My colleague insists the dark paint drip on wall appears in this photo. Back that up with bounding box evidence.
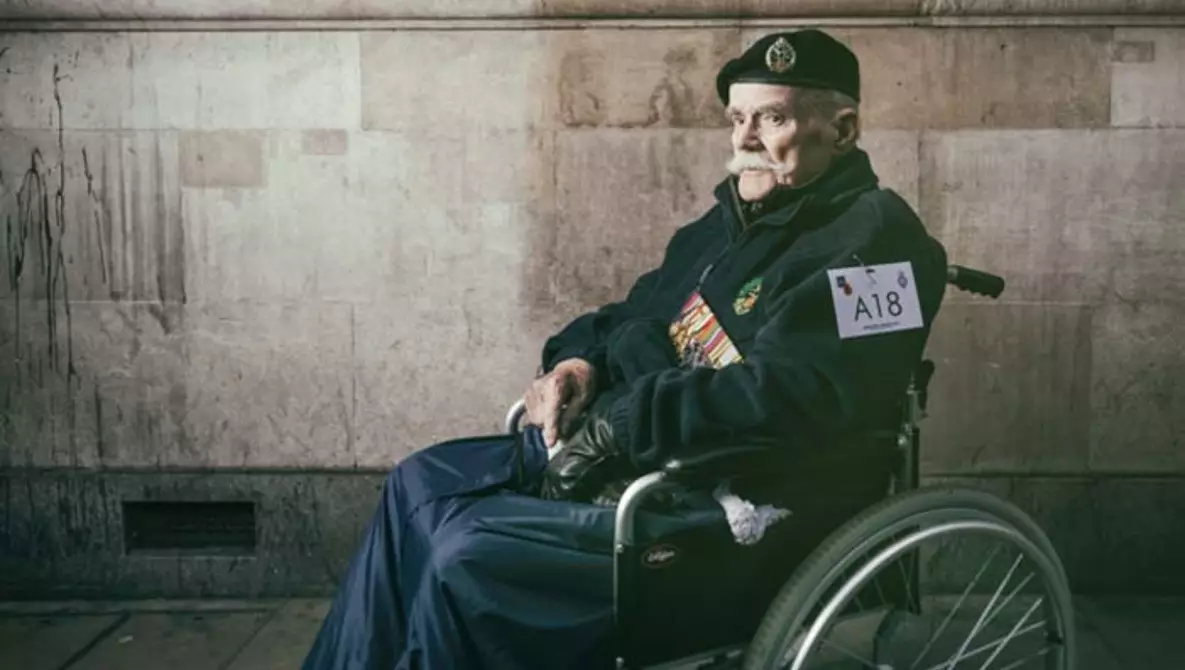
[52,64,81,467]
[3,62,83,466]
[9,150,44,381]
[81,147,109,286]
[146,135,185,333]
[3,53,189,468]
[4,151,49,465]
[51,65,78,384]
[6,67,80,377]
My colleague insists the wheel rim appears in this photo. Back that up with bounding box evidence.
[773,509,1073,670]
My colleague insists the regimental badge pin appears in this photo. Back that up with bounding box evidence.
[765,36,797,74]
[734,277,763,315]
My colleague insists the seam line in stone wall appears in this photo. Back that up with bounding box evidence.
[2,15,1185,32]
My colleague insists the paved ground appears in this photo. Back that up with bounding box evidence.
[0,595,1181,669]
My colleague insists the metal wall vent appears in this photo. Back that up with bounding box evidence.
[123,501,257,555]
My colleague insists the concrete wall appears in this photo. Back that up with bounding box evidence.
[2,3,1184,597]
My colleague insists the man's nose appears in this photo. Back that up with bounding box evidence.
[738,116,758,139]
[734,117,761,148]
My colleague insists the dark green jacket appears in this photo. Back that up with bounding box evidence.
[542,149,948,472]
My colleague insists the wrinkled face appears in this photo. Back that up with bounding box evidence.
[725,82,844,201]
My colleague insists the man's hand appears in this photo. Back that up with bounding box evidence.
[539,391,627,503]
[525,358,596,447]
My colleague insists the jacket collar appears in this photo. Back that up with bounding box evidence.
[714,148,880,238]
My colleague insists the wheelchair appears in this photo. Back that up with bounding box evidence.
[504,266,1075,670]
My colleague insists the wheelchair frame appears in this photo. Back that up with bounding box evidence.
[505,265,1040,670]
[610,370,929,670]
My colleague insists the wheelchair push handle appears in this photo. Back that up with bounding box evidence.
[947,265,1005,299]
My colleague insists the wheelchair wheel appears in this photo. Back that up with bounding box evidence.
[743,487,1075,670]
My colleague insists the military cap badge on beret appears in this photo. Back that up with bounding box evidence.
[764,37,796,74]
[716,29,861,104]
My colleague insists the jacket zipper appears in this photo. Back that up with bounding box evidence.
[727,177,750,234]
[707,176,812,292]
[697,261,715,289]
[698,179,752,290]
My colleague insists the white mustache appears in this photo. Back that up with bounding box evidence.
[726,151,791,176]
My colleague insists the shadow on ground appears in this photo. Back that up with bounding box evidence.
[0,596,1181,669]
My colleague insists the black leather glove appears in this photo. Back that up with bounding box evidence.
[539,391,630,503]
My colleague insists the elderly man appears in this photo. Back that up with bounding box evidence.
[303,29,947,670]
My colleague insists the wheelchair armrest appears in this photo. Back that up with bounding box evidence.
[662,445,782,481]
[614,446,784,556]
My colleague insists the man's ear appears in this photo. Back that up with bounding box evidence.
[833,108,860,151]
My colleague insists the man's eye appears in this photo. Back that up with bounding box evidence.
[764,113,785,125]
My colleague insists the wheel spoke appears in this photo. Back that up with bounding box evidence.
[992,646,1051,670]
[919,618,1046,670]
[898,551,916,611]
[981,571,1036,631]
[873,577,888,608]
[945,553,1027,668]
[975,598,1044,670]
[909,543,1003,670]
[849,560,867,613]
[921,534,956,579]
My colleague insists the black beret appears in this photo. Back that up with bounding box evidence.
[716,29,861,105]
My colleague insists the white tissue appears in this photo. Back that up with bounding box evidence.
[547,439,564,460]
[712,482,792,546]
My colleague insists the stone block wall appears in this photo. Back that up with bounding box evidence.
[2,2,1183,597]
